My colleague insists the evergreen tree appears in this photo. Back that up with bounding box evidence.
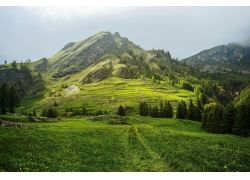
[187,99,195,120]
[167,101,173,118]
[8,86,20,113]
[204,103,224,133]
[222,103,236,134]
[159,101,163,118]
[139,102,149,116]
[176,100,187,119]
[47,108,58,118]
[41,109,47,117]
[54,101,58,107]
[0,81,9,114]
[11,60,17,68]
[194,99,203,122]
[176,102,183,119]
[162,101,168,118]
[150,106,159,117]
[117,105,126,116]
[233,102,250,137]
[4,60,7,64]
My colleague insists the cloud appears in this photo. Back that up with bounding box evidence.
[25,6,133,21]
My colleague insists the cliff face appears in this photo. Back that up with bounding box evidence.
[181,39,250,71]
[0,68,33,97]
[48,31,130,78]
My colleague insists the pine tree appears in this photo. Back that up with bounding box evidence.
[162,102,168,118]
[223,103,236,134]
[187,99,195,120]
[0,81,9,115]
[176,100,187,119]
[194,99,203,122]
[159,101,163,118]
[150,106,159,117]
[41,109,47,117]
[167,101,173,118]
[11,60,17,68]
[233,102,250,137]
[117,105,126,116]
[54,101,58,106]
[8,86,20,113]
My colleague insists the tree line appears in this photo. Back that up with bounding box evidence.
[139,101,173,118]
[0,81,20,114]
[202,102,250,137]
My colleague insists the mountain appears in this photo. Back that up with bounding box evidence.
[1,31,249,115]
[32,31,141,78]
[31,31,176,83]
[181,38,250,73]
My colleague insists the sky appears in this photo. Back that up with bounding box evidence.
[1,3,250,64]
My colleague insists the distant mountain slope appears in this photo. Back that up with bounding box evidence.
[31,31,179,84]
[32,31,142,78]
[181,38,250,73]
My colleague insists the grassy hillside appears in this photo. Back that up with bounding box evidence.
[1,116,250,172]
[18,76,195,116]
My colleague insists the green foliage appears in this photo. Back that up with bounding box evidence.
[117,105,126,116]
[8,86,20,113]
[176,100,187,119]
[233,102,250,137]
[139,102,149,116]
[222,103,236,134]
[11,60,17,68]
[41,108,58,118]
[194,99,203,122]
[32,109,37,117]
[202,103,225,134]
[0,81,9,115]
[162,101,173,118]
[180,80,194,91]
[54,101,58,107]
[187,99,195,120]
[0,82,20,114]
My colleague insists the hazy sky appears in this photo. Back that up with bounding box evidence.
[1,6,250,64]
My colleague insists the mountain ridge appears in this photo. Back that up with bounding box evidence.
[181,38,250,73]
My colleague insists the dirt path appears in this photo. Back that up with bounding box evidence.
[123,125,171,171]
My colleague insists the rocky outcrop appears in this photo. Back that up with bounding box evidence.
[61,42,76,50]
[0,68,33,97]
[117,67,133,79]
[0,120,28,128]
[51,32,132,78]
[82,67,112,84]
[33,58,50,71]
[181,39,250,70]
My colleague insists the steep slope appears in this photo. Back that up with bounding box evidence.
[0,68,33,97]
[181,38,250,73]
[32,31,141,78]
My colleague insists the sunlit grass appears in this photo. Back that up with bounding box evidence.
[1,117,250,172]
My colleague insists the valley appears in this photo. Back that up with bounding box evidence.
[1,31,250,172]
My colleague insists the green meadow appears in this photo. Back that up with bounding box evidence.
[1,116,250,172]
[20,77,195,116]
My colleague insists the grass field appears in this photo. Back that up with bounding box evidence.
[20,77,195,116]
[1,116,250,172]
